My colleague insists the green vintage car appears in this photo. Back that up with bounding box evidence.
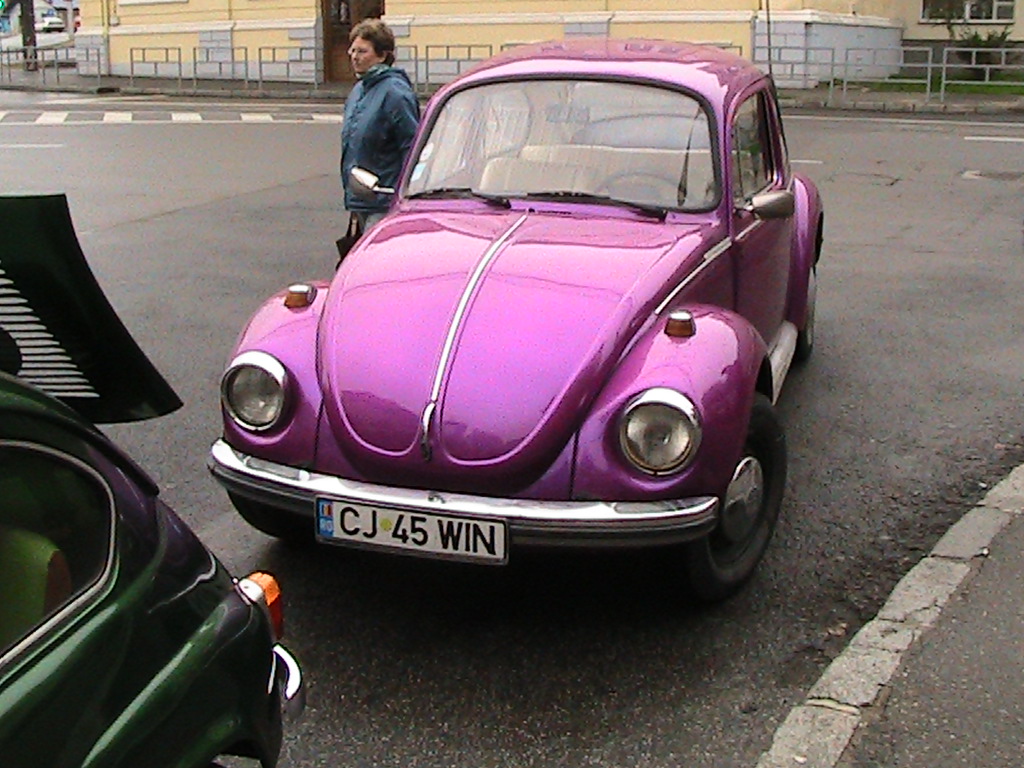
[0,194,304,768]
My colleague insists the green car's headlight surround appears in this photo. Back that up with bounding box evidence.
[221,351,289,432]
[619,388,702,476]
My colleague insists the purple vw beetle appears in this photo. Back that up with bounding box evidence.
[210,38,823,601]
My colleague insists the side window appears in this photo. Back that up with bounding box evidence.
[731,93,774,205]
[0,444,112,655]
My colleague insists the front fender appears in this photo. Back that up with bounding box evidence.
[785,173,824,331]
[221,282,330,467]
[573,306,766,501]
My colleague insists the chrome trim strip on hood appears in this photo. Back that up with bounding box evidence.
[417,212,529,456]
[428,212,529,404]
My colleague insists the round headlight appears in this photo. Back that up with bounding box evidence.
[619,388,702,475]
[221,351,288,431]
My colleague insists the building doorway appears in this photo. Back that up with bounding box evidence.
[323,0,383,82]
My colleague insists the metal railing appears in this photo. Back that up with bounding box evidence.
[0,44,75,83]
[761,44,1024,104]
[940,46,1024,100]
[839,46,935,101]
[193,45,249,88]
[129,46,183,88]
[3,40,1023,103]
[256,46,321,87]
[424,44,492,90]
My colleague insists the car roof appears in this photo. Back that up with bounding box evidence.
[445,37,770,109]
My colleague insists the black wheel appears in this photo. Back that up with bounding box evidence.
[794,266,816,363]
[229,492,313,544]
[684,393,786,602]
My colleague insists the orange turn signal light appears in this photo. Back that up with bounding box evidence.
[665,310,696,338]
[241,571,285,640]
[284,283,317,309]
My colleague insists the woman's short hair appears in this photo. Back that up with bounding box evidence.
[350,19,396,66]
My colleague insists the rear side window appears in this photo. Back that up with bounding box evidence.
[0,443,112,655]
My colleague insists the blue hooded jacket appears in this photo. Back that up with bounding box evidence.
[341,65,420,214]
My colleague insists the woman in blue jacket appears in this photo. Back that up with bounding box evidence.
[341,19,420,231]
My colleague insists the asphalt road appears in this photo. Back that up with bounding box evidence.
[3,92,1024,767]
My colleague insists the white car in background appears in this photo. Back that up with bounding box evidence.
[35,13,66,32]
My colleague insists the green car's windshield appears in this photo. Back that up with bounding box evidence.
[405,79,717,212]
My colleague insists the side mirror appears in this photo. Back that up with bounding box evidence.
[742,189,795,220]
[350,167,395,201]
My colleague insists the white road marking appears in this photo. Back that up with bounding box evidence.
[788,113,1024,130]
[103,111,133,122]
[312,113,343,123]
[0,143,65,149]
[35,111,68,124]
[240,112,274,122]
[964,135,1024,143]
[171,112,203,122]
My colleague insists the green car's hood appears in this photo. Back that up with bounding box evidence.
[0,194,181,423]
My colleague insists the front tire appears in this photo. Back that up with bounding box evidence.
[684,393,786,602]
[794,266,816,363]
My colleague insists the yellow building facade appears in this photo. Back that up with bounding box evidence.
[72,0,1024,83]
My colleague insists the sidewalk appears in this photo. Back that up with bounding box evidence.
[5,60,1024,768]
[758,465,1024,767]
[0,65,355,101]
[4,63,1024,115]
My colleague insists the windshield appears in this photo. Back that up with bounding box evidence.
[405,79,717,212]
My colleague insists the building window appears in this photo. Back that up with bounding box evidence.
[922,1,1015,22]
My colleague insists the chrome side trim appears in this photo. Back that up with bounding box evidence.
[733,218,763,242]
[655,237,732,315]
[210,440,718,546]
[767,320,797,404]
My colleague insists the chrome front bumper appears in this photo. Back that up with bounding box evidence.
[209,439,719,548]
[272,644,305,722]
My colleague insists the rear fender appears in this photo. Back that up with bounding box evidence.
[785,174,824,331]
[573,306,766,501]
[221,282,330,466]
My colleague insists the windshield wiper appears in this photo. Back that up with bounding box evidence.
[407,187,511,208]
[521,191,668,220]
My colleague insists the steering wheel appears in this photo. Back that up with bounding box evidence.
[597,171,682,205]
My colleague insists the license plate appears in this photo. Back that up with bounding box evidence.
[315,497,508,564]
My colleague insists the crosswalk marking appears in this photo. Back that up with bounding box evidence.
[0,110,342,126]
[35,111,68,124]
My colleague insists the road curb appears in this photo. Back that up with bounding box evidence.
[777,96,1024,116]
[755,463,1024,768]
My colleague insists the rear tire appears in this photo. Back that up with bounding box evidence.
[229,493,313,544]
[684,394,786,602]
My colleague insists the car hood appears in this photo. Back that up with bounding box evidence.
[0,194,181,423]
[318,209,706,487]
